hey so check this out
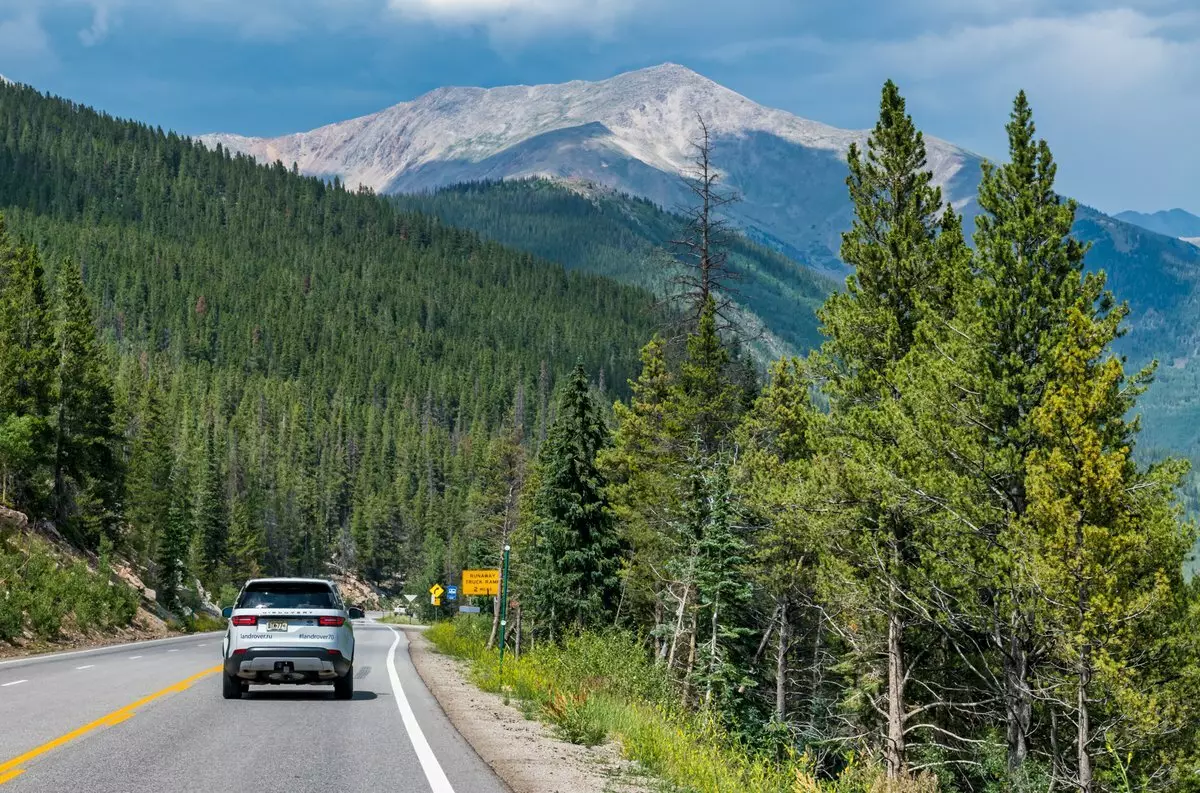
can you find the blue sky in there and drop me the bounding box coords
[1,0,1196,215]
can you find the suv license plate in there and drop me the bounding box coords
[266,620,288,632]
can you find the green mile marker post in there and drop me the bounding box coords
[498,544,511,684]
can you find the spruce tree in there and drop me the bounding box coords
[125,377,173,566]
[156,465,192,611]
[528,362,621,639]
[194,429,228,588]
[50,261,120,545]
[679,296,742,454]
[0,229,55,508]
[600,337,681,648]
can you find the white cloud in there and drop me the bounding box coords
[386,0,643,40]
[0,9,54,64]
[78,1,113,46]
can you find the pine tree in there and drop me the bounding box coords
[690,449,753,712]
[527,362,622,639]
[1024,304,1194,792]
[814,80,962,778]
[897,92,1098,778]
[50,260,120,546]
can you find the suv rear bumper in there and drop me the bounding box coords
[225,647,352,683]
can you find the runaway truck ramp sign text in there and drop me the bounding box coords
[461,569,500,596]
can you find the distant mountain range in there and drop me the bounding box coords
[1116,208,1200,244]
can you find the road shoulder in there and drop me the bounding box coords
[402,628,656,793]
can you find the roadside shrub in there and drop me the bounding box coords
[0,532,139,642]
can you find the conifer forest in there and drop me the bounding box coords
[1,77,1197,792]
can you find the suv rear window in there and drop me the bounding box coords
[237,582,336,610]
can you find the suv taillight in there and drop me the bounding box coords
[231,615,257,626]
[318,616,345,627]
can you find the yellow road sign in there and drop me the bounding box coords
[431,596,441,606]
[429,583,445,598]
[462,569,500,596]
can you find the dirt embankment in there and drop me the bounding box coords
[403,628,656,793]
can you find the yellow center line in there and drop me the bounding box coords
[0,664,222,784]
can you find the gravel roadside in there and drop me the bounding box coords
[402,627,659,793]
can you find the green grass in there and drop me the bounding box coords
[427,617,820,793]
[378,614,424,626]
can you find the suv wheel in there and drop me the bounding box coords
[222,674,245,700]
[334,666,354,700]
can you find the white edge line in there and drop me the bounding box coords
[129,656,143,660]
[1,680,27,687]
[384,625,455,793]
[75,665,95,670]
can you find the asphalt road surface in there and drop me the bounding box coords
[0,621,510,793]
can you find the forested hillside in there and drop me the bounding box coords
[0,81,657,609]
[393,179,838,355]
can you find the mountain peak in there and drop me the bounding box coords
[198,67,973,270]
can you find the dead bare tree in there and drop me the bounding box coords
[660,114,744,339]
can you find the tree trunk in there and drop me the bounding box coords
[1004,618,1032,772]
[654,595,665,659]
[775,598,788,720]
[513,605,522,659]
[1050,706,1063,788]
[705,597,719,705]
[486,594,500,649]
[682,607,698,707]
[886,607,907,779]
[809,609,822,733]
[667,552,696,671]
[1077,645,1092,793]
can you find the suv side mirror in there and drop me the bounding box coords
[348,607,365,620]
[221,606,233,619]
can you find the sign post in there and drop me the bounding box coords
[498,544,512,682]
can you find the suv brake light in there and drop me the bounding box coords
[231,615,257,626]
[318,616,345,627]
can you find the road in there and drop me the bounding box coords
[0,620,510,792]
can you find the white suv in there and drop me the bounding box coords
[221,577,364,700]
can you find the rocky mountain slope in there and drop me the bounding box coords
[201,63,980,274]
